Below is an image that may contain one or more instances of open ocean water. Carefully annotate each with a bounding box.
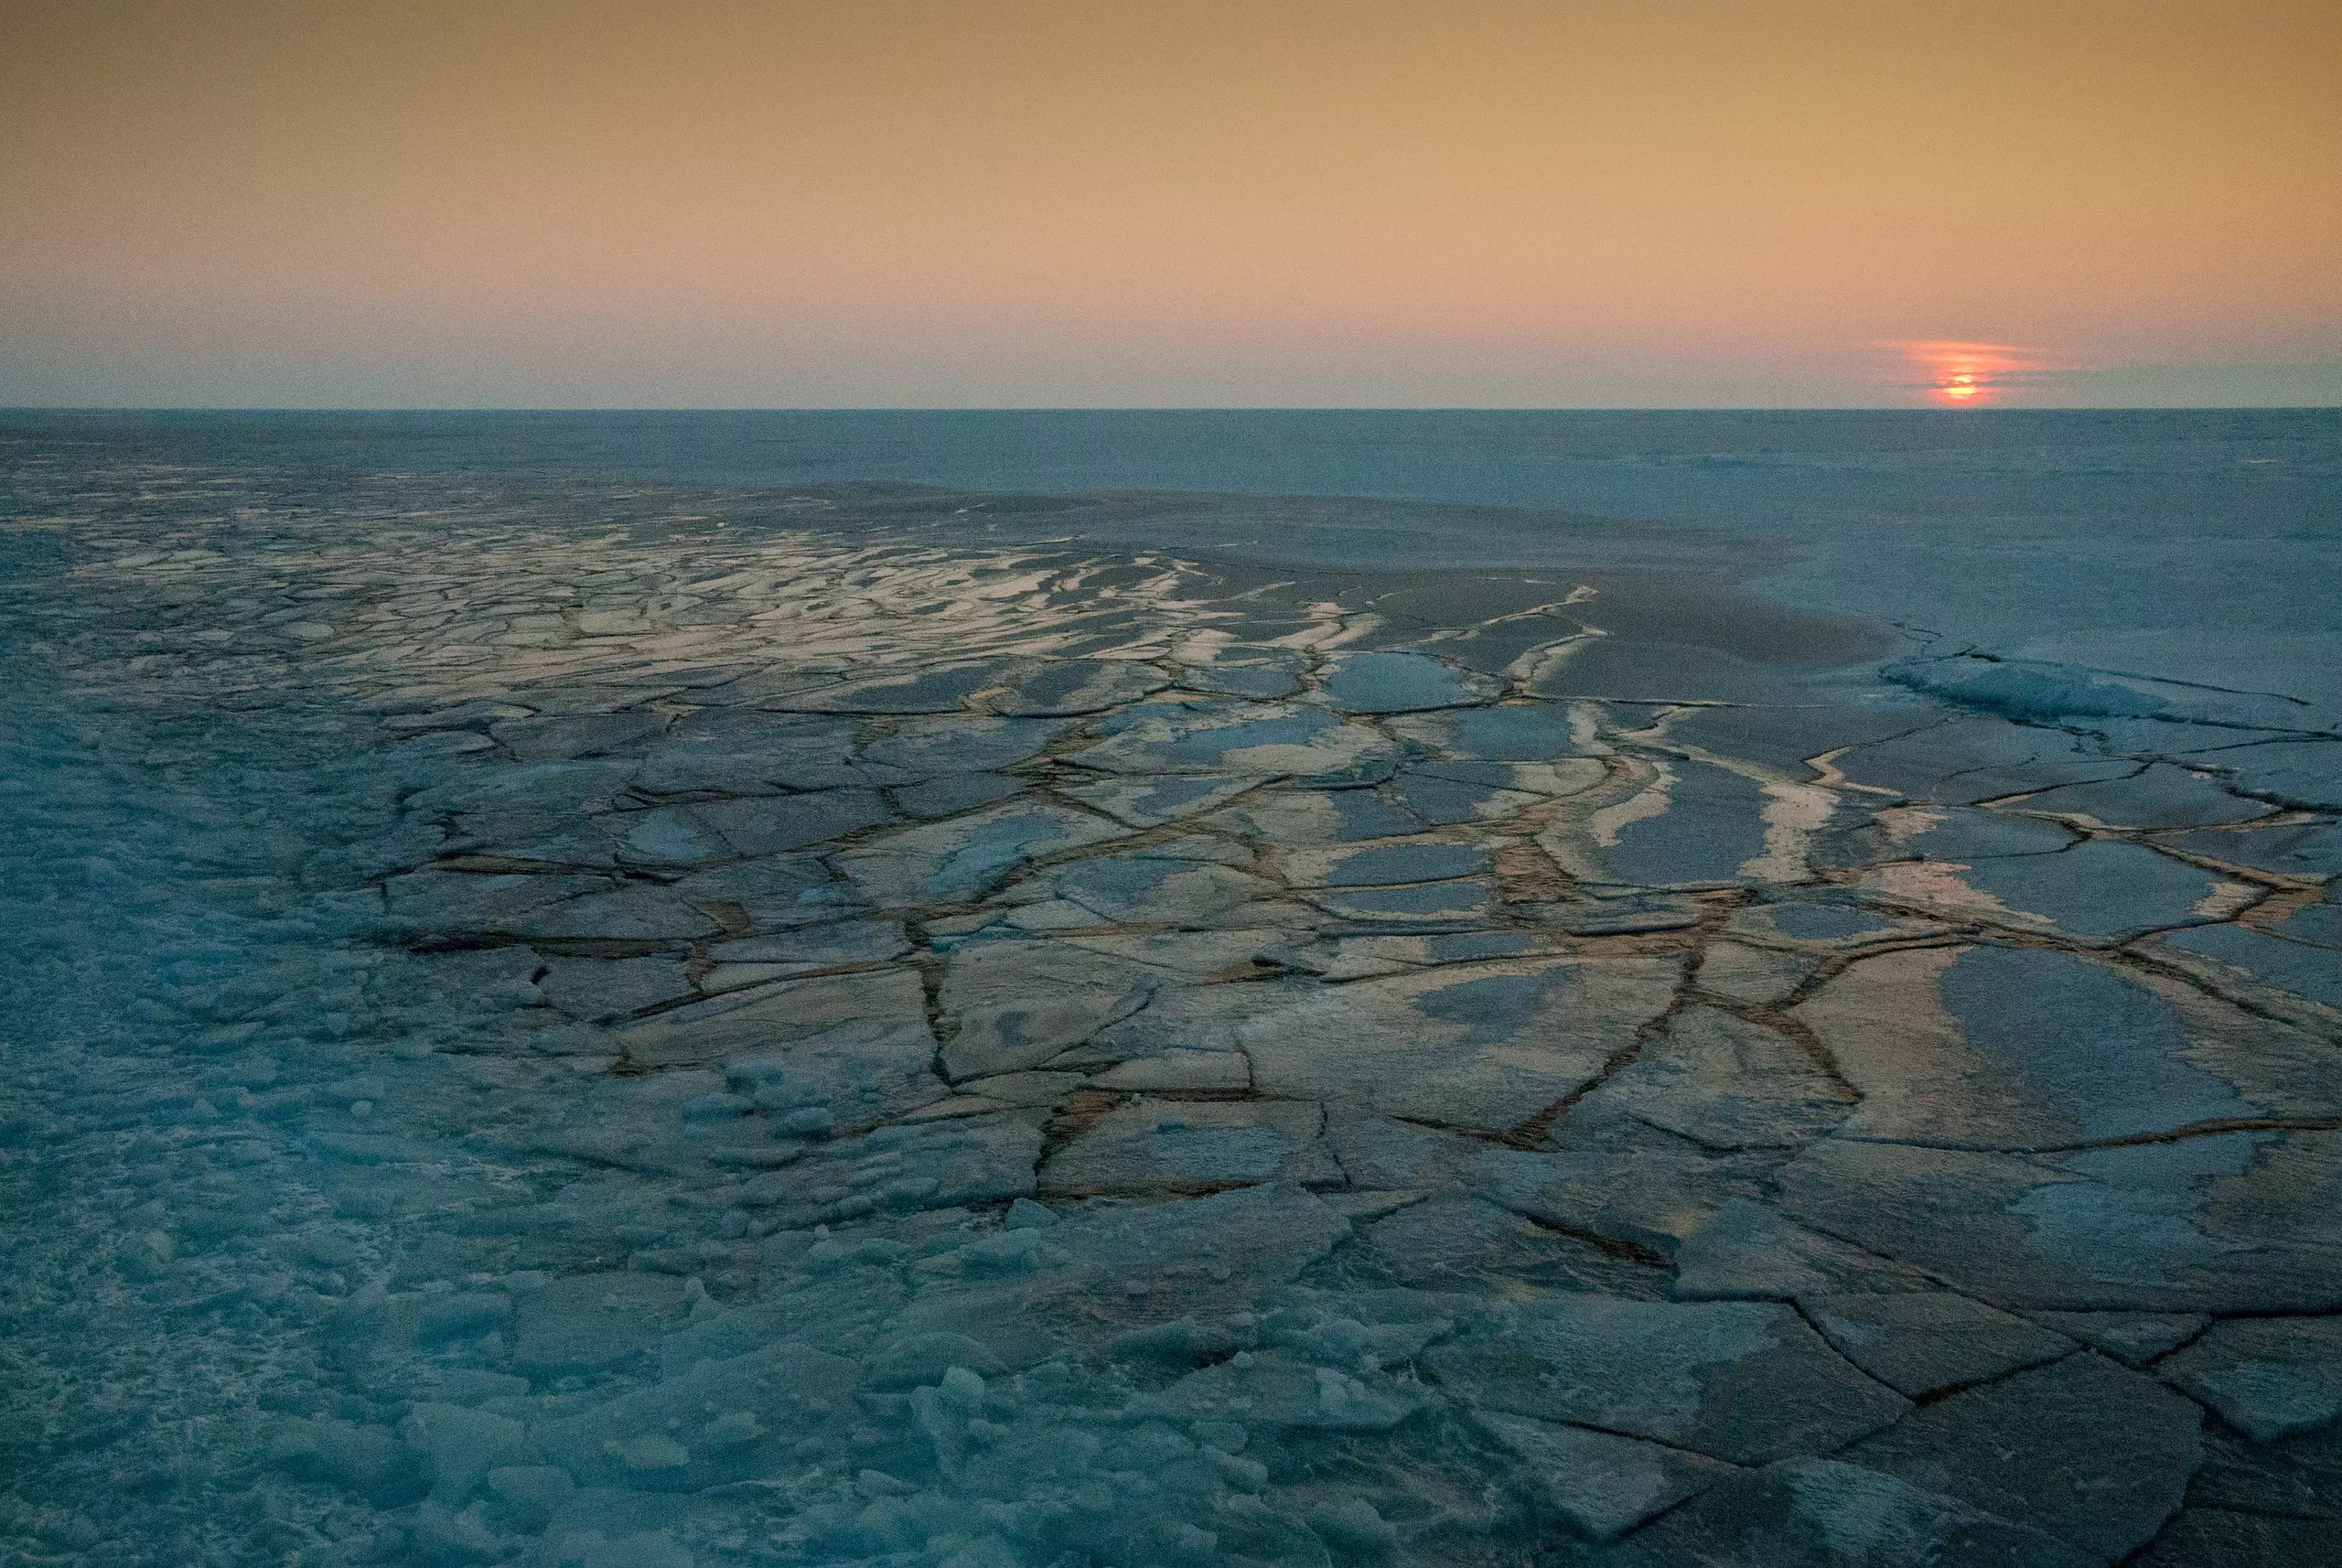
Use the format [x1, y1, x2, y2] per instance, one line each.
[3, 410, 2339, 1567]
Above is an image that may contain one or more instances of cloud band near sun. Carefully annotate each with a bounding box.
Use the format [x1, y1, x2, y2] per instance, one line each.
[1892, 341, 2051, 405]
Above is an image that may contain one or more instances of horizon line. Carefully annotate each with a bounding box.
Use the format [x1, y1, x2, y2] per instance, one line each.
[7, 403, 2342, 415]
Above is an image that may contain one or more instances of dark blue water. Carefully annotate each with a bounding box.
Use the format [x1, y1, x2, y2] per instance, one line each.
[7, 408, 2338, 714]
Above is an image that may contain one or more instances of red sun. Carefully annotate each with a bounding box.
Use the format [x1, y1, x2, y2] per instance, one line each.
[1895, 341, 2039, 406]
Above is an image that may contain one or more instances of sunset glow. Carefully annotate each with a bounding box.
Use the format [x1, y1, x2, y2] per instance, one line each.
[1898, 341, 2044, 406]
[1, 1, 2336, 406]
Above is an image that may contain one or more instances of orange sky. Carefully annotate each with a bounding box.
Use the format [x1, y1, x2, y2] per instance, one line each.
[3, 1, 2337, 406]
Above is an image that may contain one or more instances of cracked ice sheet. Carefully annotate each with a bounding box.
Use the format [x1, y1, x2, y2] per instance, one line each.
[9, 456, 2342, 1568]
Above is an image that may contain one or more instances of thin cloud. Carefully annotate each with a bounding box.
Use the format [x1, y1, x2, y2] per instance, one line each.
[1889, 341, 2056, 405]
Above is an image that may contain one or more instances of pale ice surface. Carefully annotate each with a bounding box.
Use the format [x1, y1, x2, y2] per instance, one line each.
[2, 433, 2338, 1567]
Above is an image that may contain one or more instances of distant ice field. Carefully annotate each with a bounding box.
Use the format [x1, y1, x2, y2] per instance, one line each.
[12, 407, 2339, 719]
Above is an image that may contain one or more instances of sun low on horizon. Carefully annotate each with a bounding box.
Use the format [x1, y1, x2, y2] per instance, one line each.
[1896, 342, 2045, 406]
[1, 0, 2337, 408]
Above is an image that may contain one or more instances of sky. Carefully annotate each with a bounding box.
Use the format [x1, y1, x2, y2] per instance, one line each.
[3, 0, 2337, 408]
